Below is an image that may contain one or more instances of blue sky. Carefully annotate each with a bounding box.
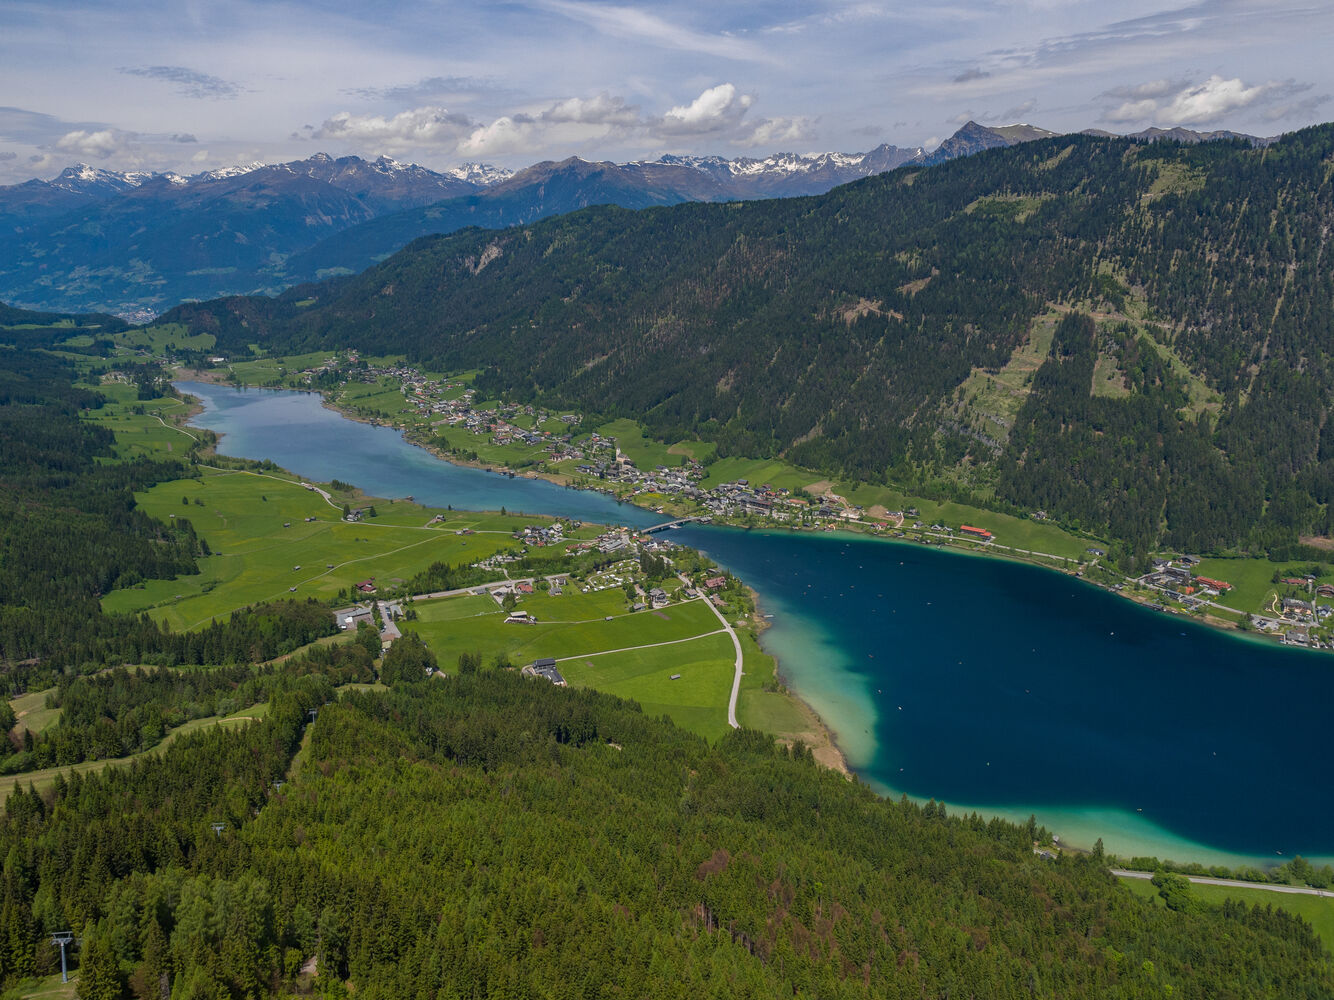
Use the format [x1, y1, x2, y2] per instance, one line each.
[0, 0, 1328, 182]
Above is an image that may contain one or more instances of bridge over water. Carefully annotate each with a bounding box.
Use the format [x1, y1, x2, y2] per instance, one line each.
[643, 516, 710, 533]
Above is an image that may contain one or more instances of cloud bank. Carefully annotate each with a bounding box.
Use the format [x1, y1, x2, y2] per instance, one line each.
[308, 84, 813, 159]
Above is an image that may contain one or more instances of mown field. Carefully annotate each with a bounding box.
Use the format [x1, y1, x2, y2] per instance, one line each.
[404, 589, 748, 740]
[102, 467, 564, 630]
[83, 381, 202, 461]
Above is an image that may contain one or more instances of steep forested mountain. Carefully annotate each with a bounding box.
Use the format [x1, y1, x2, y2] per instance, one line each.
[171, 124, 1334, 563]
[0, 670, 1328, 998]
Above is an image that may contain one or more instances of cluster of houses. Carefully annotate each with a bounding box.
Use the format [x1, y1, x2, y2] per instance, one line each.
[304, 356, 591, 456]
[333, 597, 404, 647]
[1138, 558, 1235, 603]
[511, 522, 570, 547]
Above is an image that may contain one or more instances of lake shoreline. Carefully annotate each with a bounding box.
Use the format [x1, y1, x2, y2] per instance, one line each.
[179, 368, 1315, 657]
[173, 380, 850, 778]
[174, 379, 1334, 869]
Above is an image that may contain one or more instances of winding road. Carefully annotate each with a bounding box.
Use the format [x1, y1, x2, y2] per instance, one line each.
[689, 575, 744, 729]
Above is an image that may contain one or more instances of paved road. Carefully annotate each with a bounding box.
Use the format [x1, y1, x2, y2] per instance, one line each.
[689, 576, 744, 729]
[1112, 868, 1334, 898]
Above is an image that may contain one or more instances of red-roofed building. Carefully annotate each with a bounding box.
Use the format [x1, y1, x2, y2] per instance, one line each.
[1194, 576, 1233, 592]
[355, 579, 377, 595]
[704, 576, 727, 590]
[959, 525, 993, 540]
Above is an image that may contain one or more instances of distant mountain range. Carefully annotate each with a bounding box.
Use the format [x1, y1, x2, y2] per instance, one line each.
[0, 121, 1276, 317]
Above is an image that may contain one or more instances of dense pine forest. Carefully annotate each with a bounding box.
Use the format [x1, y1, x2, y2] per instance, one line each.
[169, 124, 1334, 563]
[0, 670, 1330, 998]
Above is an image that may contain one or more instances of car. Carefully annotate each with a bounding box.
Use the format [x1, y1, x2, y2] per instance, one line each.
[605, 616, 613, 621]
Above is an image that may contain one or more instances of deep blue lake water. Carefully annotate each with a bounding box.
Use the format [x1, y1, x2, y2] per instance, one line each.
[182, 381, 1334, 865]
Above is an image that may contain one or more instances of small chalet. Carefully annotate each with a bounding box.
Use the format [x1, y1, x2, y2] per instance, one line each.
[704, 576, 727, 590]
[355, 580, 377, 595]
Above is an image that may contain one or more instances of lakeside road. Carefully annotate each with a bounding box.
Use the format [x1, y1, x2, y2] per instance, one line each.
[1112, 868, 1334, 898]
[688, 575, 744, 729]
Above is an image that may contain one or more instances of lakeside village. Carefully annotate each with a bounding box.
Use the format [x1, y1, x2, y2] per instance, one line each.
[330, 522, 751, 686]
[310, 354, 922, 525]
[300, 355, 1334, 651]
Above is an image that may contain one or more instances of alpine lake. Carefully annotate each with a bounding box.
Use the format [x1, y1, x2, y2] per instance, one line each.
[181, 381, 1334, 868]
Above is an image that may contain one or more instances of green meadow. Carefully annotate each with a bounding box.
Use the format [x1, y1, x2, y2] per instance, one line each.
[561, 632, 737, 740]
[83, 383, 202, 462]
[406, 597, 722, 665]
[102, 467, 554, 630]
[429, 423, 555, 469]
[115, 322, 215, 354]
[1119, 875, 1334, 951]
[10, 690, 60, 736]
[404, 590, 749, 739]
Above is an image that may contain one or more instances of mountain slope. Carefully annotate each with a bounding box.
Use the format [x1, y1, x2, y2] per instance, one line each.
[0, 154, 495, 318]
[169, 124, 1334, 561]
[5, 664, 1329, 997]
[0, 128, 1024, 316]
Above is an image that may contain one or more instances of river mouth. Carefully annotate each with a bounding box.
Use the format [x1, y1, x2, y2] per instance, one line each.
[180, 381, 1334, 867]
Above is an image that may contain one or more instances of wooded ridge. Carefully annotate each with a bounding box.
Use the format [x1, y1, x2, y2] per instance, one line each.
[170, 124, 1334, 566]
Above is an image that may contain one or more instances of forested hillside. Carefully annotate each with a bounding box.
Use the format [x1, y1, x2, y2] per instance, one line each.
[1, 670, 1329, 998]
[170, 124, 1334, 563]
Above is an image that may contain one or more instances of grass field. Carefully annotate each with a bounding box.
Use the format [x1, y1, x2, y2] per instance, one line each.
[10, 690, 60, 736]
[698, 456, 822, 493]
[11, 970, 78, 1000]
[1119, 875, 1334, 951]
[407, 596, 722, 666]
[405, 590, 739, 737]
[595, 419, 690, 472]
[429, 423, 555, 470]
[561, 632, 736, 740]
[101, 467, 552, 630]
[115, 322, 215, 354]
[1190, 555, 1292, 613]
[82, 383, 202, 462]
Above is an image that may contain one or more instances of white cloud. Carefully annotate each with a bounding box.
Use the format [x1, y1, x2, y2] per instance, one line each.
[657, 83, 755, 135]
[311, 106, 476, 152]
[1159, 76, 1269, 124]
[541, 92, 640, 126]
[743, 116, 815, 146]
[306, 84, 807, 160]
[458, 116, 541, 157]
[1103, 74, 1313, 126]
[55, 128, 137, 159]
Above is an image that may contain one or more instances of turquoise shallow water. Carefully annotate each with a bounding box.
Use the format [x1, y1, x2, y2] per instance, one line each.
[182, 382, 1334, 866]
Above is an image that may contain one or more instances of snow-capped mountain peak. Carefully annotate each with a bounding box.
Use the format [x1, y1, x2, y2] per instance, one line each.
[198, 162, 267, 182]
[51, 164, 152, 194]
[445, 162, 513, 186]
